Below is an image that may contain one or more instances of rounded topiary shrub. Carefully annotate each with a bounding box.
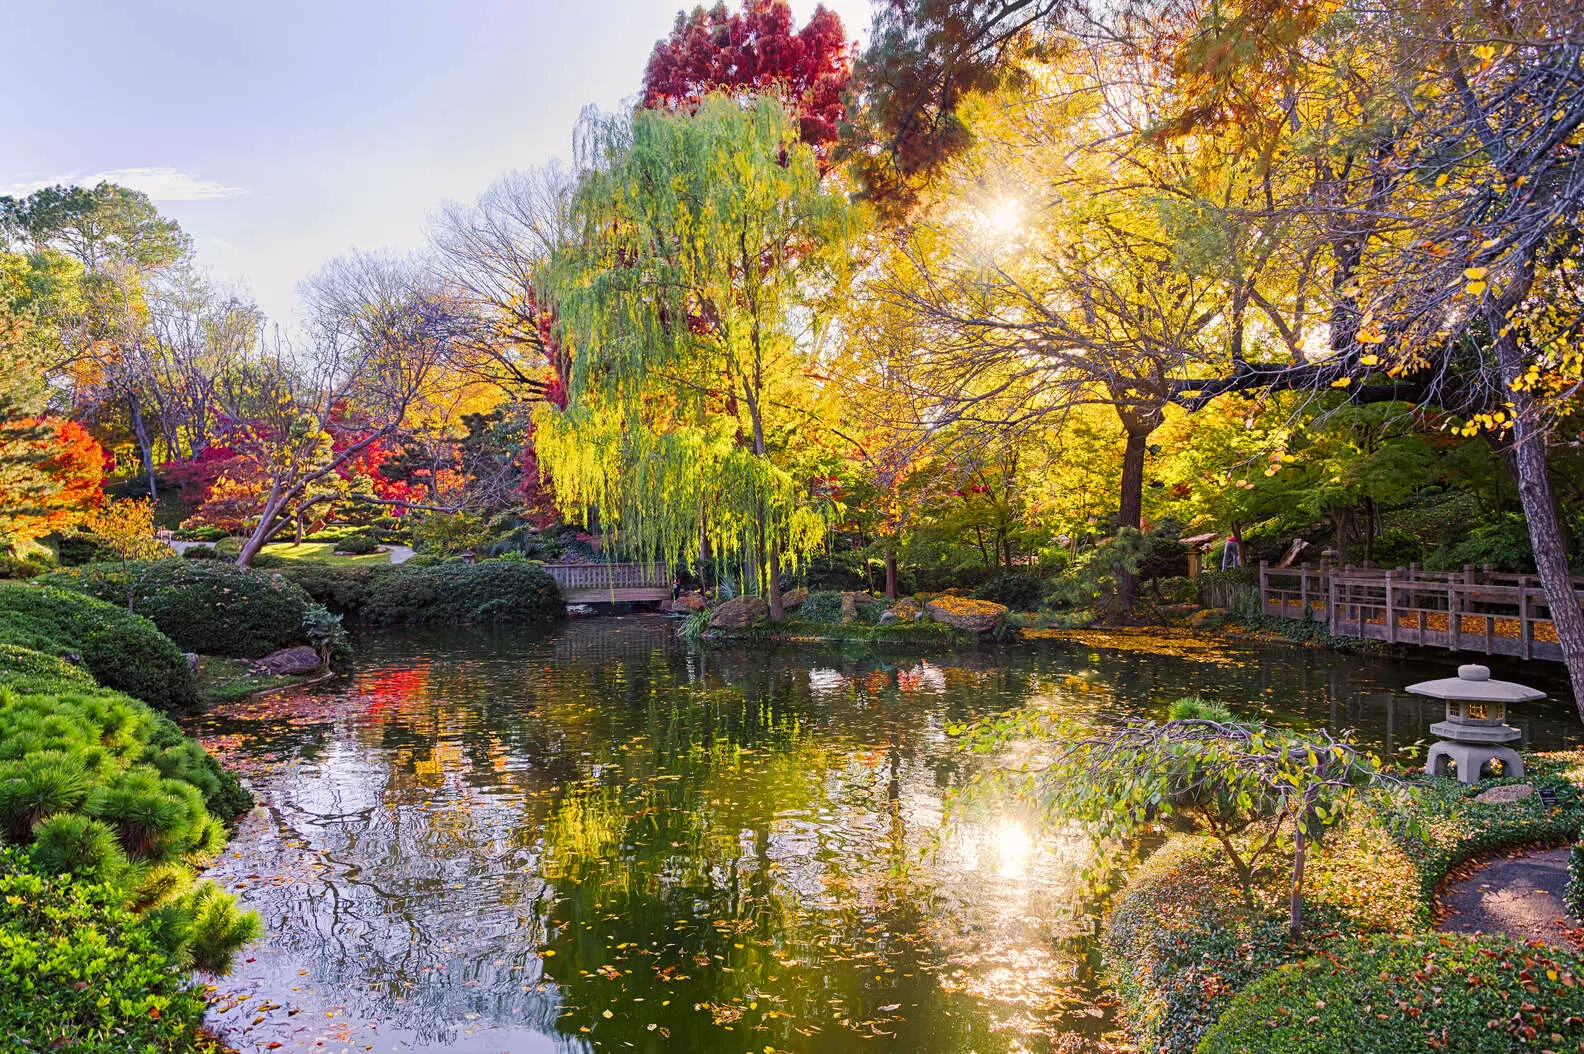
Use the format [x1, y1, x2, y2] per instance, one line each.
[1198, 932, 1584, 1053]
[45, 561, 325, 659]
[360, 561, 564, 625]
[0, 583, 198, 714]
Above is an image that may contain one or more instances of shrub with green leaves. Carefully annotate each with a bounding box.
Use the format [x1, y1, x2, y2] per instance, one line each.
[0, 643, 98, 694]
[0, 849, 214, 1052]
[1198, 933, 1584, 1053]
[0, 582, 198, 713]
[360, 560, 564, 624]
[44, 560, 345, 660]
[973, 572, 1045, 611]
[277, 563, 395, 618]
[0, 682, 259, 979]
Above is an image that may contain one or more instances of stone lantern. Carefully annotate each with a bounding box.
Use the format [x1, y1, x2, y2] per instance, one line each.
[1406, 664, 1543, 785]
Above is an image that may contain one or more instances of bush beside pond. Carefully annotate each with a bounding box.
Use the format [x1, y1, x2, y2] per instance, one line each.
[43, 560, 344, 661]
[0, 582, 199, 714]
[1198, 933, 1584, 1053]
[299, 561, 565, 624]
[0, 676, 258, 974]
[1103, 759, 1584, 1053]
[0, 850, 215, 1053]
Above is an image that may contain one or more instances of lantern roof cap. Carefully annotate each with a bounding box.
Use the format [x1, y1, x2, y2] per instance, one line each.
[1407, 664, 1546, 703]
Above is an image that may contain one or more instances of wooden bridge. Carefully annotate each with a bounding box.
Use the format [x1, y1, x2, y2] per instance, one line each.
[543, 563, 671, 604]
[1258, 561, 1584, 663]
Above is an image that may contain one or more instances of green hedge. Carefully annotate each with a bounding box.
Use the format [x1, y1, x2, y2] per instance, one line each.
[277, 563, 394, 619]
[0, 643, 98, 694]
[1199, 933, 1584, 1053]
[0, 850, 214, 1053]
[0, 583, 199, 714]
[44, 561, 338, 660]
[285, 561, 564, 625]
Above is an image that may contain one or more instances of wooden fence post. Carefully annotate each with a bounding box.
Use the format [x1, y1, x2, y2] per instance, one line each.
[1384, 570, 1396, 643]
[1521, 587, 1533, 661]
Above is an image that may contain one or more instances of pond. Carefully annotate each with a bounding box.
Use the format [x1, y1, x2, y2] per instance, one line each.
[192, 617, 1584, 1054]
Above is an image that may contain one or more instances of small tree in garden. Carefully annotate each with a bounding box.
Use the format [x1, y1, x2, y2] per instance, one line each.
[958, 699, 1383, 937]
[77, 498, 174, 610]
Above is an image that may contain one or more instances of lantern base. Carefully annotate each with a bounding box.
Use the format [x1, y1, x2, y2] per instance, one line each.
[1425, 740, 1525, 785]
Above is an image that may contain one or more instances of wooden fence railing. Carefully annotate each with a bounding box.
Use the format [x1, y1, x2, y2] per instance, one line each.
[1258, 561, 1584, 662]
[542, 563, 671, 603]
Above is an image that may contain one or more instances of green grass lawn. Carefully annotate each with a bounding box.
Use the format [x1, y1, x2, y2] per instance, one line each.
[196, 656, 323, 704]
[258, 541, 393, 567]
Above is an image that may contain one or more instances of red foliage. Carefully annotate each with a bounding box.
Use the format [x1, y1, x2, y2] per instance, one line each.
[642, 0, 854, 154]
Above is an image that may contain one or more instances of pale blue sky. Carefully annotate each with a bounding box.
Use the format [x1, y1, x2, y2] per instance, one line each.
[0, 0, 872, 327]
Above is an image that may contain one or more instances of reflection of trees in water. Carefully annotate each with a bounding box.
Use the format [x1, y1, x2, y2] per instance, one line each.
[202, 620, 1584, 1052]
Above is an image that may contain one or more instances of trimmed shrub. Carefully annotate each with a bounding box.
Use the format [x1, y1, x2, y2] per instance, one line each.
[45, 560, 342, 660]
[336, 532, 379, 555]
[0, 583, 198, 713]
[0, 549, 53, 580]
[1198, 933, 1584, 1053]
[179, 544, 223, 560]
[361, 560, 563, 624]
[0, 851, 213, 1052]
[0, 643, 98, 694]
[277, 563, 395, 618]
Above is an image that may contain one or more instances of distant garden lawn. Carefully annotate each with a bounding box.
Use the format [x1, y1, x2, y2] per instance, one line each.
[258, 541, 393, 567]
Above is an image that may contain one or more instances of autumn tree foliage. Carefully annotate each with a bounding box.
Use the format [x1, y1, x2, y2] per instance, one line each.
[0, 417, 106, 547]
[641, 0, 854, 153]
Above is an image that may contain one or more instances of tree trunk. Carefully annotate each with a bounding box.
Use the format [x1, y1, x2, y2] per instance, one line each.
[1508, 391, 1584, 714]
[1117, 423, 1150, 609]
[884, 546, 898, 600]
[1289, 811, 1307, 938]
[766, 532, 784, 621]
[129, 396, 159, 500]
[1490, 286, 1584, 713]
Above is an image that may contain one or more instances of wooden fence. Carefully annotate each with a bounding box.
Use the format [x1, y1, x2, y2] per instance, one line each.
[1259, 562, 1584, 662]
[542, 563, 671, 604]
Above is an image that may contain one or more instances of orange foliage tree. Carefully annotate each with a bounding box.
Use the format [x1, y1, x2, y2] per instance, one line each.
[0, 416, 105, 548]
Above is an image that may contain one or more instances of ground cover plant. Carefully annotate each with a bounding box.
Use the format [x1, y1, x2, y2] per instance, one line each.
[0, 581, 199, 713]
[1198, 932, 1584, 1053]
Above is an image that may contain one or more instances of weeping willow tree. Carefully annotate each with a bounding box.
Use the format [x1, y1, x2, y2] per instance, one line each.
[536, 95, 861, 619]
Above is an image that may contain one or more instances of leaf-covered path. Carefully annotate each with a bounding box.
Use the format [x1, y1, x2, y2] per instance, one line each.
[1438, 846, 1580, 949]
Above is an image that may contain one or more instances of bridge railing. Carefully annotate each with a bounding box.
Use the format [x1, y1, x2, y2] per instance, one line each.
[542, 563, 671, 599]
[1258, 561, 1584, 662]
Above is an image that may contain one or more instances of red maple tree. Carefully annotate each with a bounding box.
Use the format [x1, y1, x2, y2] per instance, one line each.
[641, 0, 854, 154]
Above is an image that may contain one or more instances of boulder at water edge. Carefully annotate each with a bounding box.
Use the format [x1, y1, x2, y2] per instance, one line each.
[781, 587, 808, 610]
[252, 645, 323, 676]
[924, 596, 1007, 634]
[708, 595, 769, 632]
[879, 596, 924, 624]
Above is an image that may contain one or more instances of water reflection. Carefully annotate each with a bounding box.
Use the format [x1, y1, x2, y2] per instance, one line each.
[192, 618, 1581, 1053]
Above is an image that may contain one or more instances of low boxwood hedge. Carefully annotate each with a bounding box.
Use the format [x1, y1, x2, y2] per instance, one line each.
[44, 561, 337, 660]
[0, 582, 199, 713]
[0, 643, 98, 694]
[1198, 932, 1584, 1053]
[276, 563, 395, 618]
[0, 850, 214, 1053]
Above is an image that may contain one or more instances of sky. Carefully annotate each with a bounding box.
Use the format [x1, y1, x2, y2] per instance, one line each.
[0, 0, 873, 329]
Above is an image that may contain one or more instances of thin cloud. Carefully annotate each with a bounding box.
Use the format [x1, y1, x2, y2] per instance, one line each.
[0, 166, 247, 201]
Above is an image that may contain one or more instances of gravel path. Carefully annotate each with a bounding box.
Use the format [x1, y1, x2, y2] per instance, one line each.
[1439, 846, 1578, 948]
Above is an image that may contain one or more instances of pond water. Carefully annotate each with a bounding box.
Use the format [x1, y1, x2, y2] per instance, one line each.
[192, 617, 1584, 1054]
